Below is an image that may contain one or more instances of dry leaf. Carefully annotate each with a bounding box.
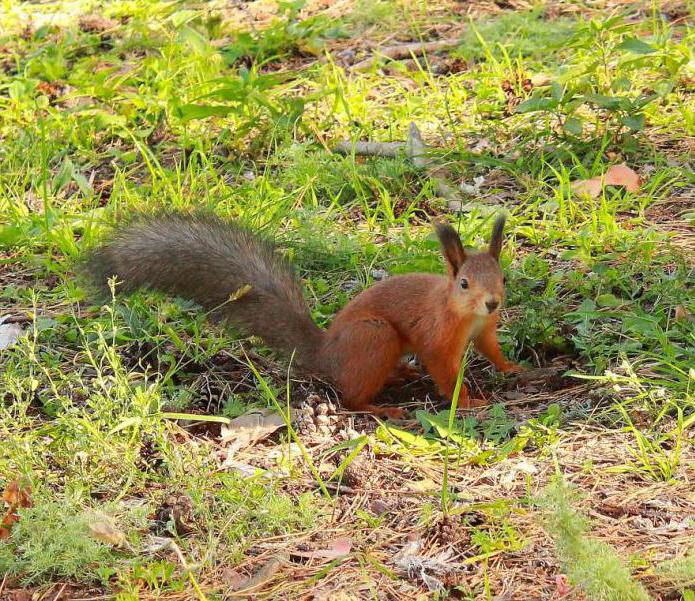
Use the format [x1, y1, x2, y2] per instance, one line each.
[555, 574, 571, 597]
[314, 593, 361, 601]
[571, 164, 641, 198]
[221, 459, 264, 477]
[291, 537, 353, 560]
[459, 175, 485, 195]
[570, 177, 604, 198]
[1, 480, 33, 539]
[221, 566, 247, 590]
[88, 513, 127, 547]
[141, 535, 176, 554]
[530, 73, 552, 87]
[675, 305, 693, 322]
[0, 321, 24, 350]
[406, 478, 439, 493]
[232, 555, 287, 593]
[220, 408, 289, 455]
[604, 164, 640, 192]
[3, 480, 32, 507]
[395, 543, 454, 593]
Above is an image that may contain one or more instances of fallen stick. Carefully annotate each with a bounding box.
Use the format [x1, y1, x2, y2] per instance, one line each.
[404, 121, 428, 168]
[333, 140, 403, 157]
[510, 366, 567, 384]
[334, 122, 461, 203]
[351, 38, 461, 71]
[405, 123, 461, 201]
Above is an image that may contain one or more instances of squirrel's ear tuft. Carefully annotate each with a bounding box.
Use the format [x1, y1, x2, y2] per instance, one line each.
[435, 222, 466, 276]
[488, 214, 506, 261]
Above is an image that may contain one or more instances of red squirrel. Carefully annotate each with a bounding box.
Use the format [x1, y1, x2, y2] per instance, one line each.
[85, 213, 520, 419]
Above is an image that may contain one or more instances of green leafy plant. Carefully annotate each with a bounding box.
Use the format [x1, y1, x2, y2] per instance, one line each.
[538, 477, 651, 601]
[2, 1, 694, 598]
[471, 521, 526, 554]
[221, 0, 345, 66]
[1, 501, 123, 584]
[515, 15, 686, 145]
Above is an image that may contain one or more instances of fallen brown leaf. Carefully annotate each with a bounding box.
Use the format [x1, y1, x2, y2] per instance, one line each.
[231, 555, 287, 594]
[570, 177, 604, 198]
[220, 408, 290, 455]
[406, 478, 439, 493]
[571, 164, 641, 198]
[675, 305, 693, 322]
[555, 574, 571, 597]
[291, 537, 353, 560]
[220, 567, 247, 590]
[1, 480, 32, 539]
[603, 164, 641, 192]
[88, 513, 127, 548]
[2, 480, 32, 507]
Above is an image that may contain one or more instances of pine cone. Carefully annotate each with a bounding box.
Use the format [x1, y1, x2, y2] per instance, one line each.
[435, 515, 471, 546]
[153, 494, 196, 535]
[137, 435, 163, 472]
[342, 457, 371, 488]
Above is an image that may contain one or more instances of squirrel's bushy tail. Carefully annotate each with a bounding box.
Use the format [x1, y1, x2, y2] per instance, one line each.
[84, 212, 325, 373]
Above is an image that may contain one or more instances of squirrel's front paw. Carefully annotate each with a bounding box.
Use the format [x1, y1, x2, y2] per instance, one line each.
[455, 386, 488, 409]
[499, 362, 523, 374]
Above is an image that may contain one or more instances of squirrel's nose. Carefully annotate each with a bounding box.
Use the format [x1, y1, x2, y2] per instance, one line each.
[486, 300, 499, 313]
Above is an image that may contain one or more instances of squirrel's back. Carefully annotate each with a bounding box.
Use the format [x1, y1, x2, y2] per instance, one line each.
[84, 212, 324, 371]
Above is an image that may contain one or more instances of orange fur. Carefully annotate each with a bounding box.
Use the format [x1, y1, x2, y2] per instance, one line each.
[89, 212, 519, 420]
[320, 217, 520, 416]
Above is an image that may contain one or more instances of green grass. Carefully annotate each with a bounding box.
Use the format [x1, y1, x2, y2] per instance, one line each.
[1, 0, 694, 598]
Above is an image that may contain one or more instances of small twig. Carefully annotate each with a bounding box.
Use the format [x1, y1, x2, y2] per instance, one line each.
[334, 122, 462, 203]
[510, 366, 567, 384]
[333, 140, 405, 157]
[404, 121, 428, 169]
[39, 583, 67, 601]
[351, 38, 461, 71]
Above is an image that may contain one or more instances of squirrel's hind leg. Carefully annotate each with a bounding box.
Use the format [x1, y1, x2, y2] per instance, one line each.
[328, 319, 405, 419]
[419, 349, 476, 409]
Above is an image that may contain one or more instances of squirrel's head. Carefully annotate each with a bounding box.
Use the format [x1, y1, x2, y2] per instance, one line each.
[435, 216, 507, 318]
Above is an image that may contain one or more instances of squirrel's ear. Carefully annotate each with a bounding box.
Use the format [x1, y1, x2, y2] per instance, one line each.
[488, 214, 506, 261]
[435, 222, 466, 276]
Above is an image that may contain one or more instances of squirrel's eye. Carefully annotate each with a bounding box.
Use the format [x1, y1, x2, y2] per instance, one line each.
[503, 276, 507, 284]
[460, 278, 469, 290]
